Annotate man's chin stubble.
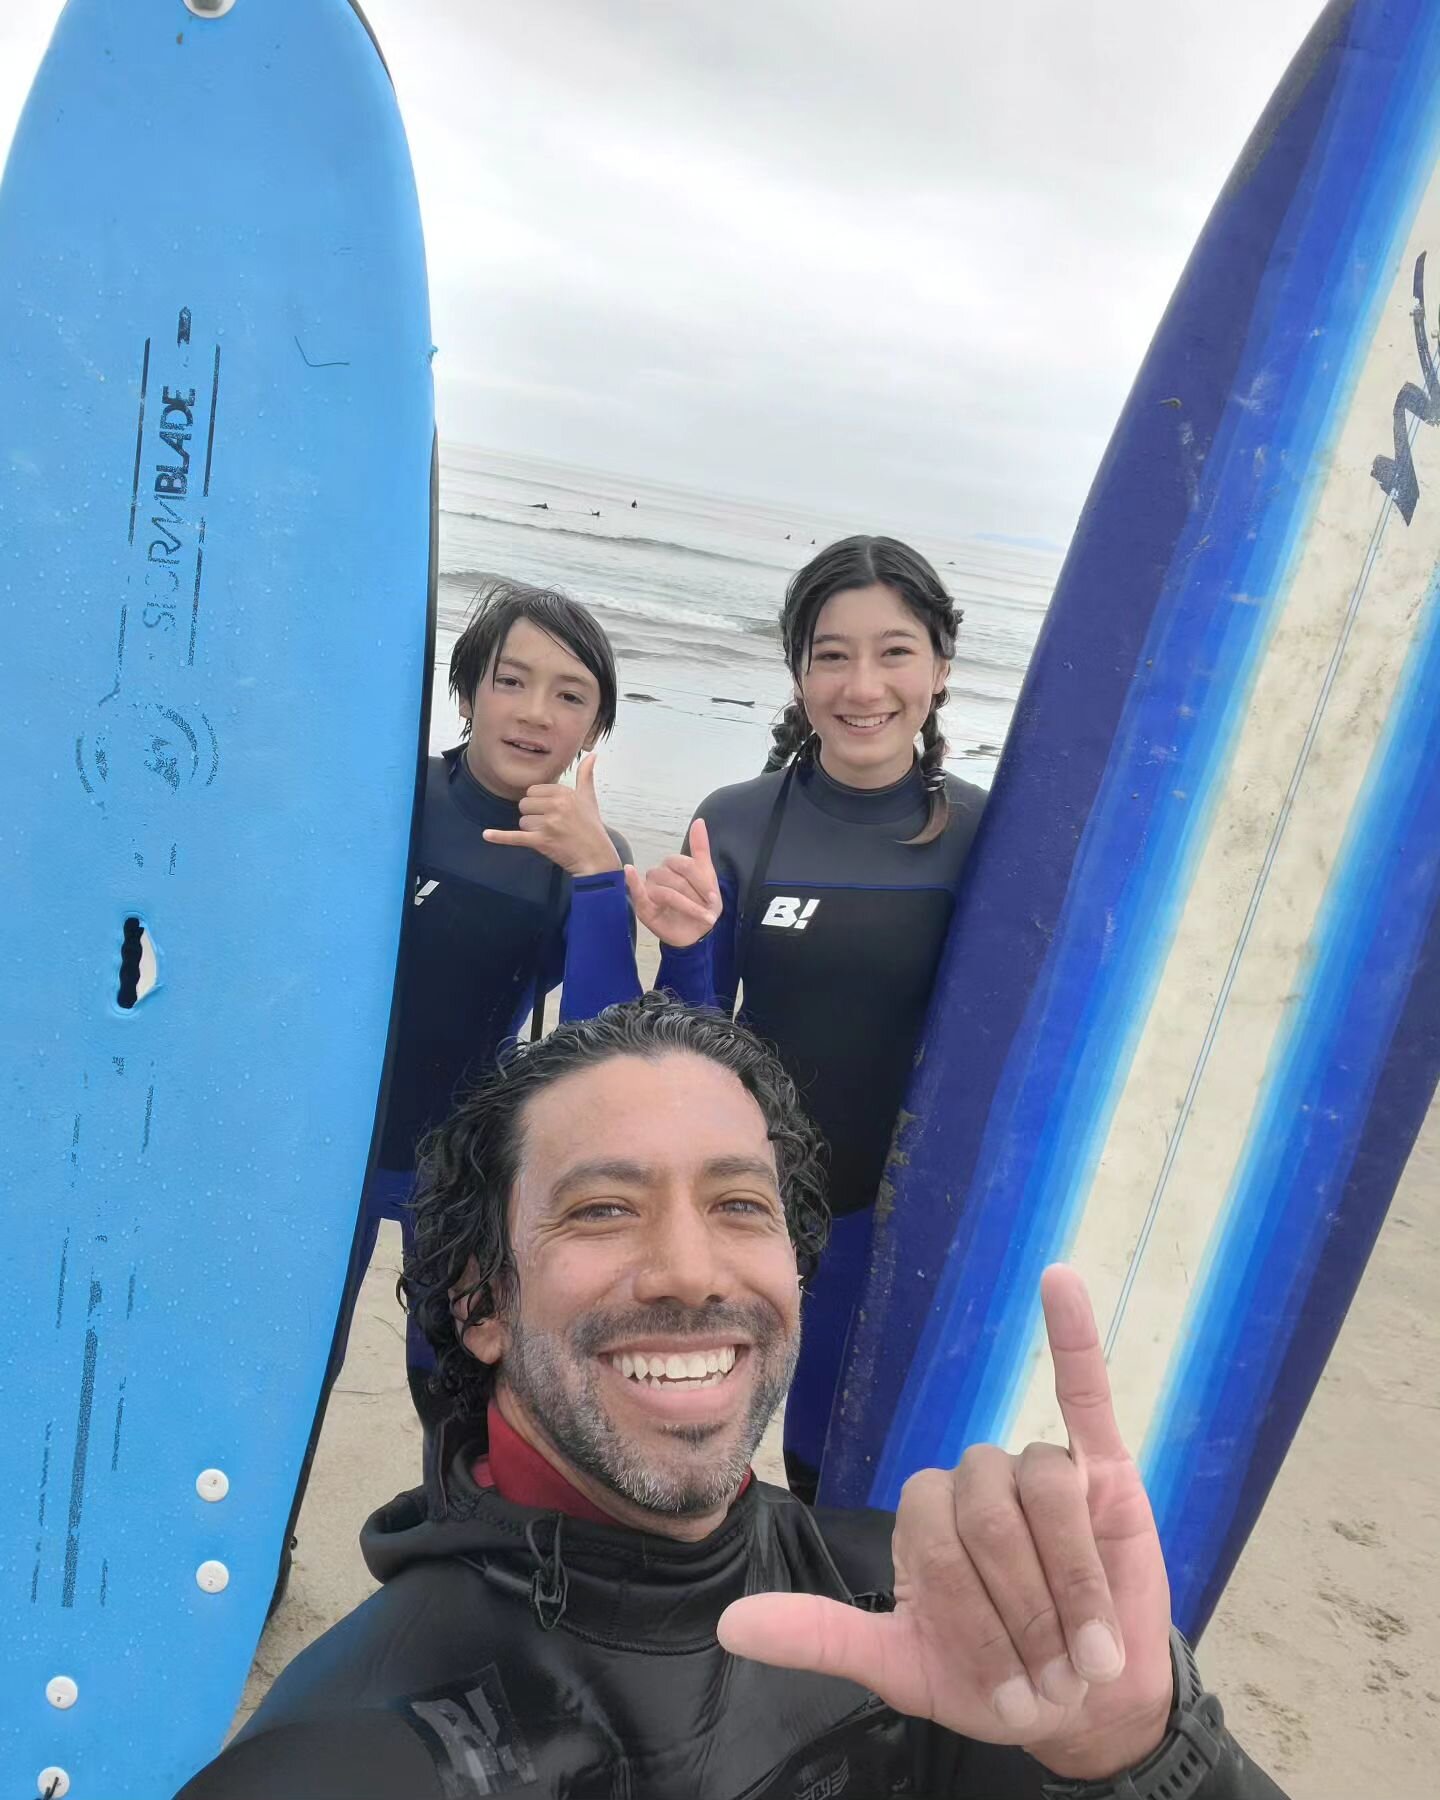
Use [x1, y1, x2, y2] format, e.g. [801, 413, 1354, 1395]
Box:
[499, 1312, 797, 1520]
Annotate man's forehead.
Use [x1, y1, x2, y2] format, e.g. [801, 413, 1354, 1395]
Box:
[517, 1053, 776, 1183]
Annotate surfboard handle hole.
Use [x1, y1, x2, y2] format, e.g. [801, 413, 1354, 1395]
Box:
[116, 917, 157, 1010]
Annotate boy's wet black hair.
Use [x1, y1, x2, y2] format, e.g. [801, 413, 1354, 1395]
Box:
[449, 577, 619, 741]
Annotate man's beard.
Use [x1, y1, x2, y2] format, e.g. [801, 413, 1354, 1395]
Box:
[497, 1298, 798, 1518]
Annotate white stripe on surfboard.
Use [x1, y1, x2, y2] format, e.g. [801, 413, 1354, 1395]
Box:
[1007, 163, 1440, 1458]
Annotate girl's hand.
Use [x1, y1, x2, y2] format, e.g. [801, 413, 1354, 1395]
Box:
[625, 818, 723, 950]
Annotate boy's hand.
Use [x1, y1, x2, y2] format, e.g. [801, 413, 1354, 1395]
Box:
[482, 753, 621, 877]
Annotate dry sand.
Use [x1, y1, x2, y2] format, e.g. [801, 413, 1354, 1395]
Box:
[236, 937, 1440, 1796]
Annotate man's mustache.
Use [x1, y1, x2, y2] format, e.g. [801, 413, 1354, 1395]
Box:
[569, 1299, 785, 1358]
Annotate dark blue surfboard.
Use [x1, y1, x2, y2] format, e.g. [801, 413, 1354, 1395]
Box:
[0, 3, 434, 1793]
[821, 0, 1440, 1642]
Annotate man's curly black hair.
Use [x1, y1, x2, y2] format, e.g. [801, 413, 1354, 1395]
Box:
[401, 992, 831, 1422]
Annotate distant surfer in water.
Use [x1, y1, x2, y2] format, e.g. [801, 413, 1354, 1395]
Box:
[626, 537, 984, 1502]
[329, 580, 638, 1435]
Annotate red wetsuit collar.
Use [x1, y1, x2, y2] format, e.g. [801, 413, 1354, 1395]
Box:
[473, 1402, 752, 1525]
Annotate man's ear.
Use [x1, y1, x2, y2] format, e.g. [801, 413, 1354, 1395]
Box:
[450, 1259, 506, 1365]
[459, 1312, 506, 1366]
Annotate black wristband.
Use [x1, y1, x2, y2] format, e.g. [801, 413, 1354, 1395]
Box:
[1039, 1628, 1228, 1800]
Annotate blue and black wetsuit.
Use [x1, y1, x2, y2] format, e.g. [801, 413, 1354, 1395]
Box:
[380, 746, 635, 1170]
[355, 745, 637, 1420]
[658, 757, 984, 1498]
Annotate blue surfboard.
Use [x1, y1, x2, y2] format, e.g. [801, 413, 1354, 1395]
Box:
[0, 3, 434, 1794]
[821, 0, 1440, 1642]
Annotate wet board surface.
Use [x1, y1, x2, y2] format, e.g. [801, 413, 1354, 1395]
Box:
[821, 0, 1440, 1641]
[0, 2, 434, 1793]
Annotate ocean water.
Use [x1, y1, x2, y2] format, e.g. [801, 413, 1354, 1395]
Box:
[432, 444, 1059, 868]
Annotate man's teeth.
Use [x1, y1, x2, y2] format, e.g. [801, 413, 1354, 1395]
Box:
[609, 1346, 739, 1388]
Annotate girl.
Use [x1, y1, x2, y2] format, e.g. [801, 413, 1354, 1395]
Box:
[629, 537, 986, 1501]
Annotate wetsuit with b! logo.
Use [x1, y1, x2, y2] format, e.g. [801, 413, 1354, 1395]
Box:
[657, 757, 985, 1499]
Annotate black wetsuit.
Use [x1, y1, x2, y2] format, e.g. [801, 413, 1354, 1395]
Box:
[177, 1430, 1287, 1800]
[657, 758, 985, 1496]
[351, 746, 636, 1407]
[381, 745, 635, 1169]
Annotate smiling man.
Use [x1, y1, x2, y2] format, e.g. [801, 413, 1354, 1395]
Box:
[412, 1002, 816, 1542]
[184, 997, 1286, 1800]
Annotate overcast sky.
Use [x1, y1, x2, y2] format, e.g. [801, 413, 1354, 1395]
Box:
[2, 1, 1324, 542]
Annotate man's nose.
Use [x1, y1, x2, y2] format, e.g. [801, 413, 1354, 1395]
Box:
[630, 1203, 730, 1310]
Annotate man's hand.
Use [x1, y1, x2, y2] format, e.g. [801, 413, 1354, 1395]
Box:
[624, 817, 723, 949]
[717, 1268, 1175, 1783]
[481, 753, 621, 877]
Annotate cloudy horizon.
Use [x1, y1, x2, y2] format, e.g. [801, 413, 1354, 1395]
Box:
[2, 1, 1324, 544]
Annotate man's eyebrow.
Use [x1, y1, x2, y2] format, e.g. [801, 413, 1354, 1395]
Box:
[549, 1159, 656, 1204]
[701, 1155, 779, 1187]
[546, 1154, 779, 1206]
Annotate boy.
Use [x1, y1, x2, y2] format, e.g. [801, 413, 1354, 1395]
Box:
[354, 577, 639, 1426]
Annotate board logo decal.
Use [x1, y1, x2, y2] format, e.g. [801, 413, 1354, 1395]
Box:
[75, 701, 220, 806]
[120, 316, 221, 661]
[761, 896, 819, 930]
[76, 309, 226, 832]
[1372, 249, 1439, 523]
